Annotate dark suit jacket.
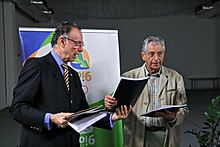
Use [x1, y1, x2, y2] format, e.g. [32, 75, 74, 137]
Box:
[10, 53, 111, 147]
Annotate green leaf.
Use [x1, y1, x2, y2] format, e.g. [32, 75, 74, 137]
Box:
[186, 96, 220, 147]
[204, 122, 211, 127]
[205, 112, 213, 120]
[212, 96, 220, 107]
[216, 111, 220, 119]
[206, 118, 215, 123]
[201, 130, 209, 134]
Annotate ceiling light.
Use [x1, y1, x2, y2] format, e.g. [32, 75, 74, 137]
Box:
[42, 8, 54, 14]
[30, 0, 44, 5]
[202, 4, 214, 10]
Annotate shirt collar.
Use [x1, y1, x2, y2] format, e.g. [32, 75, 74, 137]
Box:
[51, 49, 64, 67]
[144, 67, 161, 78]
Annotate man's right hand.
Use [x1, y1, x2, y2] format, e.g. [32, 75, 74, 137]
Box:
[50, 112, 71, 128]
[104, 95, 117, 109]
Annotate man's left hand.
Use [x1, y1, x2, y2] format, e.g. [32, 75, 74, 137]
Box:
[111, 105, 131, 121]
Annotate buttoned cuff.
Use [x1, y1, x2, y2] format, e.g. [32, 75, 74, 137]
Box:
[109, 113, 116, 128]
[44, 113, 51, 130]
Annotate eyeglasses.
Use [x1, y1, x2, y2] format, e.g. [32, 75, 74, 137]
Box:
[64, 36, 84, 47]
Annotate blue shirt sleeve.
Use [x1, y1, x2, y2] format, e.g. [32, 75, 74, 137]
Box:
[44, 113, 51, 130]
[109, 113, 116, 128]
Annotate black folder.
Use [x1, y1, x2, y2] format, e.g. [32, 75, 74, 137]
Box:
[112, 77, 148, 109]
[140, 104, 187, 117]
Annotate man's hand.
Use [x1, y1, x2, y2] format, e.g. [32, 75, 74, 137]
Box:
[153, 110, 177, 121]
[50, 112, 71, 128]
[104, 95, 117, 109]
[112, 105, 131, 121]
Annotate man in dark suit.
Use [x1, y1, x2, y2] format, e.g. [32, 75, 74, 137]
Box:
[10, 21, 129, 147]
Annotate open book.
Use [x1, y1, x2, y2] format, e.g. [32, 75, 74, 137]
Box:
[112, 77, 148, 110]
[140, 104, 187, 117]
[65, 105, 104, 121]
[68, 112, 107, 133]
[66, 105, 107, 133]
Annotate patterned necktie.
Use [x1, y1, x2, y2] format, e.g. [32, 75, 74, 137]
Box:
[62, 63, 70, 91]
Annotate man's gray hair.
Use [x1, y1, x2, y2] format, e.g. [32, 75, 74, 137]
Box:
[141, 36, 165, 52]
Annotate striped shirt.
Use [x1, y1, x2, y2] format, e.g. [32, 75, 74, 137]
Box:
[144, 68, 165, 127]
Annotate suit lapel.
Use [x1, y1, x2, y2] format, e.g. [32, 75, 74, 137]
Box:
[139, 64, 147, 78]
[158, 66, 168, 96]
[138, 64, 150, 105]
[46, 53, 70, 96]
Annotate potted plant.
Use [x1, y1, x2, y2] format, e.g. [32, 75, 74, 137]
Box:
[185, 95, 220, 147]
